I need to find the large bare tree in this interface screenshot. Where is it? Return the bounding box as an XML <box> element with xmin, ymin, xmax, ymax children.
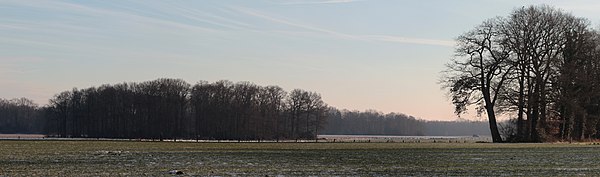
<box><xmin>443</xmin><ymin>5</ymin><xmax>600</xmax><ymax>142</ymax></box>
<box><xmin>443</xmin><ymin>18</ymin><xmax>513</xmax><ymax>143</ymax></box>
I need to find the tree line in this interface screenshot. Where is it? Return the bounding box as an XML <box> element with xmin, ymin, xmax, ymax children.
<box><xmin>424</xmin><ymin>120</ymin><xmax>490</xmax><ymax>136</ymax></box>
<box><xmin>42</xmin><ymin>78</ymin><xmax>329</xmax><ymax>140</ymax></box>
<box><xmin>322</xmin><ymin>109</ymin><xmax>425</xmax><ymax>135</ymax></box>
<box><xmin>321</xmin><ymin>109</ymin><xmax>490</xmax><ymax>136</ymax></box>
<box><xmin>443</xmin><ymin>5</ymin><xmax>600</xmax><ymax>142</ymax></box>
<box><xmin>1</xmin><ymin>80</ymin><xmax>493</xmax><ymax>138</ymax></box>
<box><xmin>0</xmin><ymin>98</ymin><xmax>45</xmax><ymax>134</ymax></box>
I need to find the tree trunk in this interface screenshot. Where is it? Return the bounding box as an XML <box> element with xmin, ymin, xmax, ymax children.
<box><xmin>538</xmin><ymin>83</ymin><xmax>548</xmax><ymax>138</ymax></box>
<box><xmin>517</xmin><ymin>66</ymin><xmax>526</xmax><ymax>140</ymax></box>
<box><xmin>530</xmin><ymin>80</ymin><xmax>541</xmax><ymax>142</ymax></box>
<box><xmin>482</xmin><ymin>86</ymin><xmax>502</xmax><ymax>143</ymax></box>
<box><xmin>485</xmin><ymin>104</ymin><xmax>503</xmax><ymax>143</ymax></box>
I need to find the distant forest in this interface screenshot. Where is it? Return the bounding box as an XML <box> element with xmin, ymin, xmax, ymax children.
<box><xmin>0</xmin><ymin>78</ymin><xmax>489</xmax><ymax>139</ymax></box>
<box><xmin>0</xmin><ymin>98</ymin><xmax>45</xmax><ymax>134</ymax></box>
<box><xmin>322</xmin><ymin>109</ymin><xmax>489</xmax><ymax>136</ymax></box>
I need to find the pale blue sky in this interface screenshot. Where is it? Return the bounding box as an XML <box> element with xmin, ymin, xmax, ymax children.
<box><xmin>1</xmin><ymin>0</ymin><xmax>600</xmax><ymax>120</ymax></box>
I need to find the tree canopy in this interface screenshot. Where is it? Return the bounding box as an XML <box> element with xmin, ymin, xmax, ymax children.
<box><xmin>443</xmin><ymin>5</ymin><xmax>600</xmax><ymax>142</ymax></box>
<box><xmin>44</xmin><ymin>78</ymin><xmax>328</xmax><ymax>140</ymax></box>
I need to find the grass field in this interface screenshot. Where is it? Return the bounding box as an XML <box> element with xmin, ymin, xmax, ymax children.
<box><xmin>2</xmin><ymin>141</ymin><xmax>600</xmax><ymax>176</ymax></box>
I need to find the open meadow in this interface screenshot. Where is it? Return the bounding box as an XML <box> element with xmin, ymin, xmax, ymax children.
<box><xmin>2</xmin><ymin>140</ymin><xmax>600</xmax><ymax>176</ymax></box>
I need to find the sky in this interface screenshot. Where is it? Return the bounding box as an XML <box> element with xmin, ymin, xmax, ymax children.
<box><xmin>1</xmin><ymin>0</ymin><xmax>600</xmax><ymax>121</ymax></box>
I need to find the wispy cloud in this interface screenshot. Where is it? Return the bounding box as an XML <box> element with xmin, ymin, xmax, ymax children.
<box><xmin>4</xmin><ymin>1</ymin><xmax>219</xmax><ymax>33</ymax></box>
<box><xmin>233</xmin><ymin>6</ymin><xmax>358</xmax><ymax>39</ymax></box>
<box><xmin>61</xmin><ymin>2</ymin><xmax>220</xmax><ymax>33</ymax></box>
<box><xmin>233</xmin><ymin>6</ymin><xmax>454</xmax><ymax>47</ymax></box>
<box><xmin>362</xmin><ymin>35</ymin><xmax>455</xmax><ymax>47</ymax></box>
<box><xmin>1</xmin><ymin>1</ymin><xmax>251</xmax><ymax>64</ymax></box>
<box><xmin>281</xmin><ymin>0</ymin><xmax>364</xmax><ymax>5</ymax></box>
<box><xmin>152</xmin><ymin>3</ymin><xmax>253</xmax><ymax>30</ymax></box>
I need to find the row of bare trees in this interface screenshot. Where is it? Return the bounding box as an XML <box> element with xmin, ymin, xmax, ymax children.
<box><xmin>322</xmin><ymin>109</ymin><xmax>425</xmax><ymax>135</ymax></box>
<box><xmin>45</xmin><ymin>78</ymin><xmax>328</xmax><ymax>140</ymax></box>
<box><xmin>0</xmin><ymin>98</ymin><xmax>44</xmax><ymax>134</ymax></box>
<box><xmin>443</xmin><ymin>5</ymin><xmax>600</xmax><ymax>142</ymax></box>
<box><xmin>189</xmin><ymin>80</ymin><xmax>327</xmax><ymax>140</ymax></box>
<box><xmin>2</xmin><ymin>92</ymin><xmax>492</xmax><ymax>137</ymax></box>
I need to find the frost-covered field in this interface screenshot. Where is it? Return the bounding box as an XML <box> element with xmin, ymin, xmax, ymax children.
<box><xmin>2</xmin><ymin>141</ymin><xmax>600</xmax><ymax>176</ymax></box>
<box><xmin>318</xmin><ymin>135</ymin><xmax>492</xmax><ymax>143</ymax></box>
